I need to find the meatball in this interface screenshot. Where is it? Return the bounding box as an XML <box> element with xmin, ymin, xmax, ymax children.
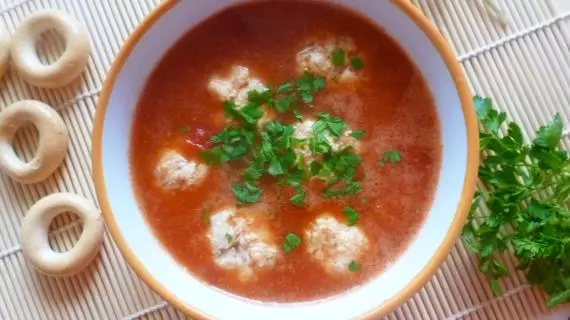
<box><xmin>208</xmin><ymin>207</ymin><xmax>280</xmax><ymax>280</ymax></box>
<box><xmin>154</xmin><ymin>150</ymin><xmax>208</xmax><ymax>190</ymax></box>
<box><xmin>296</xmin><ymin>37</ymin><xmax>359</xmax><ymax>81</ymax></box>
<box><xmin>305</xmin><ymin>214</ymin><xmax>368</xmax><ymax>273</ymax></box>
<box><xmin>208</xmin><ymin>65</ymin><xmax>268</xmax><ymax>106</ymax></box>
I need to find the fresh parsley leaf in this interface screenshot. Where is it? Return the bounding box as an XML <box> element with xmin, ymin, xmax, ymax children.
<box><xmin>547</xmin><ymin>289</ymin><xmax>570</xmax><ymax>308</ymax></box>
<box><xmin>200</xmin><ymin>126</ymin><xmax>253</xmax><ymax>164</ymax></box>
<box><xmin>473</xmin><ymin>95</ymin><xmax>492</xmax><ymax>120</ymax></box>
<box><xmin>315</xmin><ymin>112</ymin><xmax>347</xmax><ymax>137</ymax></box>
<box><xmin>268</xmin><ymin>157</ymin><xmax>285</xmax><ymax>176</ymax></box>
<box><xmin>296</xmin><ymin>72</ymin><xmax>326</xmax><ymax>105</ymax></box>
<box><xmin>275</xmin><ymin>95</ymin><xmax>295</xmax><ymax>113</ymax></box>
<box><xmin>290</xmin><ymin>189</ymin><xmax>306</xmax><ymax>207</ymax></box>
<box><xmin>283</xmin><ymin>175</ymin><xmax>302</xmax><ymax>188</ymax></box>
<box><xmin>331</xmin><ymin>48</ymin><xmax>346</xmax><ymax>66</ymax></box>
<box><xmin>231</xmin><ymin>181</ymin><xmax>262</xmax><ymax>205</ymax></box>
<box><xmin>474</xmin><ymin>96</ymin><xmax>507</xmax><ymax>134</ymax></box>
<box><xmin>384</xmin><ymin>150</ymin><xmax>401</xmax><ymax>164</ymax></box>
<box><xmin>247</xmin><ymin>89</ymin><xmax>273</xmax><ymax>105</ymax></box>
<box><xmin>379</xmin><ymin>150</ymin><xmax>401</xmax><ymax>166</ymax></box>
<box><xmin>293</xmin><ymin>110</ymin><xmax>303</xmax><ymax>120</ymax></box>
<box><xmin>225</xmin><ymin>233</ymin><xmax>233</xmax><ymax>243</ymax></box>
<box><xmin>350</xmin><ymin>130</ymin><xmax>365</xmax><ymax>140</ymax></box>
<box><xmin>239</xmin><ymin>103</ymin><xmax>264</xmax><ymax>125</ymax></box>
<box><xmin>313</xmin><ymin>77</ymin><xmax>326</xmax><ymax>90</ymax></box>
<box><xmin>348</xmin><ymin>260</ymin><xmax>361</xmax><ymax>272</ymax></box>
<box><xmin>323</xmin><ymin>181</ymin><xmax>362</xmax><ymax>198</ymax></box>
<box><xmin>343</xmin><ymin>207</ymin><xmax>359</xmax><ymax>226</ymax></box>
<box><xmin>277</xmin><ymin>82</ymin><xmax>293</xmax><ymax>94</ymax></box>
<box><xmin>533</xmin><ymin>114</ymin><xmax>563</xmax><ymax>149</ymax></box>
<box><xmin>283</xmin><ymin>233</ymin><xmax>301</xmax><ymax>253</ymax></box>
<box><xmin>243</xmin><ymin>162</ymin><xmax>263</xmax><ymax>181</ymax></box>
<box><xmin>350</xmin><ymin>57</ymin><xmax>364</xmax><ymax>70</ymax></box>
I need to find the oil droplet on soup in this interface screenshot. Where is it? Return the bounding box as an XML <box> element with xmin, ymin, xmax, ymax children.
<box><xmin>130</xmin><ymin>0</ymin><xmax>441</xmax><ymax>302</ymax></box>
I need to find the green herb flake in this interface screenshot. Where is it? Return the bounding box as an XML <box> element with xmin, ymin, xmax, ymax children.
<box><xmin>323</xmin><ymin>181</ymin><xmax>362</xmax><ymax>198</ymax></box>
<box><xmin>350</xmin><ymin>130</ymin><xmax>365</xmax><ymax>140</ymax></box>
<box><xmin>361</xmin><ymin>198</ymin><xmax>368</xmax><ymax>204</ymax></box>
<box><xmin>293</xmin><ymin>110</ymin><xmax>303</xmax><ymax>120</ymax></box>
<box><xmin>343</xmin><ymin>207</ymin><xmax>360</xmax><ymax>226</ymax></box>
<box><xmin>225</xmin><ymin>233</ymin><xmax>233</xmax><ymax>243</ymax></box>
<box><xmin>380</xmin><ymin>150</ymin><xmax>401</xmax><ymax>165</ymax></box>
<box><xmin>350</xmin><ymin>57</ymin><xmax>364</xmax><ymax>70</ymax></box>
<box><xmin>231</xmin><ymin>181</ymin><xmax>262</xmax><ymax>205</ymax></box>
<box><xmin>348</xmin><ymin>260</ymin><xmax>361</xmax><ymax>272</ymax></box>
<box><xmin>290</xmin><ymin>189</ymin><xmax>306</xmax><ymax>207</ymax></box>
<box><xmin>331</xmin><ymin>48</ymin><xmax>346</xmax><ymax>66</ymax></box>
<box><xmin>277</xmin><ymin>82</ymin><xmax>293</xmax><ymax>94</ymax></box>
<box><xmin>283</xmin><ymin>233</ymin><xmax>301</xmax><ymax>253</ymax></box>
<box><xmin>275</xmin><ymin>95</ymin><xmax>295</xmax><ymax>113</ymax></box>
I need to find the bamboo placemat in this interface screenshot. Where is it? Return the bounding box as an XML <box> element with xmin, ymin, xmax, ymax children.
<box><xmin>0</xmin><ymin>0</ymin><xmax>569</xmax><ymax>319</ymax></box>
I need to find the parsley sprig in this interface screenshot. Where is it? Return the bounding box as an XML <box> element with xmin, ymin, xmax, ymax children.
<box><xmin>462</xmin><ymin>96</ymin><xmax>570</xmax><ymax>308</ymax></box>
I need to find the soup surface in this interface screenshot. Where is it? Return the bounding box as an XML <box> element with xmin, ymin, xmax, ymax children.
<box><xmin>130</xmin><ymin>1</ymin><xmax>441</xmax><ymax>302</ymax></box>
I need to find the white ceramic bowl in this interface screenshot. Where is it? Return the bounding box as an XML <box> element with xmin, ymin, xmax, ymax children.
<box><xmin>92</xmin><ymin>1</ymin><xmax>478</xmax><ymax>319</ymax></box>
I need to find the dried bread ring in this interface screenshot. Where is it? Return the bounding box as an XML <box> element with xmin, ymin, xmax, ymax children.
<box><xmin>0</xmin><ymin>26</ymin><xmax>10</xmax><ymax>79</ymax></box>
<box><xmin>11</xmin><ymin>10</ymin><xmax>90</xmax><ymax>88</ymax></box>
<box><xmin>0</xmin><ymin>100</ymin><xmax>68</xmax><ymax>183</ymax></box>
<box><xmin>20</xmin><ymin>193</ymin><xmax>104</xmax><ymax>276</ymax></box>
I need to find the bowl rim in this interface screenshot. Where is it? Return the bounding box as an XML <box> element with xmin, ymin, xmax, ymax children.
<box><xmin>91</xmin><ymin>0</ymin><xmax>479</xmax><ymax>318</ymax></box>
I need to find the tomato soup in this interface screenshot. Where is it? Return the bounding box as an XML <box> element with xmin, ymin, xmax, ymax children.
<box><xmin>130</xmin><ymin>0</ymin><xmax>441</xmax><ymax>302</ymax></box>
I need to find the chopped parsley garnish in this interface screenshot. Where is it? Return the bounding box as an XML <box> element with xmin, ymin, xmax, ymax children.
<box><xmin>378</xmin><ymin>150</ymin><xmax>401</xmax><ymax>167</ymax></box>
<box><xmin>360</xmin><ymin>198</ymin><xmax>368</xmax><ymax>204</ymax></box>
<box><xmin>277</xmin><ymin>82</ymin><xmax>293</xmax><ymax>94</ymax></box>
<box><xmin>271</xmin><ymin>73</ymin><xmax>326</xmax><ymax>113</ymax></box>
<box><xmin>201</xmin><ymin>72</ymin><xmax>364</xmax><ymax>206</ymax></box>
<box><xmin>314</xmin><ymin>112</ymin><xmax>347</xmax><ymax>137</ymax></box>
<box><xmin>348</xmin><ymin>260</ymin><xmax>361</xmax><ymax>272</ymax></box>
<box><xmin>231</xmin><ymin>181</ymin><xmax>262</xmax><ymax>205</ymax></box>
<box><xmin>343</xmin><ymin>207</ymin><xmax>360</xmax><ymax>226</ymax></box>
<box><xmin>323</xmin><ymin>181</ymin><xmax>362</xmax><ymax>198</ymax></box>
<box><xmin>224</xmin><ymin>233</ymin><xmax>233</xmax><ymax>243</ymax></box>
<box><xmin>350</xmin><ymin>57</ymin><xmax>364</xmax><ymax>70</ymax></box>
<box><xmin>331</xmin><ymin>48</ymin><xmax>346</xmax><ymax>66</ymax></box>
<box><xmin>293</xmin><ymin>110</ymin><xmax>303</xmax><ymax>120</ymax></box>
<box><xmin>383</xmin><ymin>150</ymin><xmax>401</xmax><ymax>163</ymax></box>
<box><xmin>199</xmin><ymin>126</ymin><xmax>254</xmax><ymax>164</ymax></box>
<box><xmin>283</xmin><ymin>233</ymin><xmax>301</xmax><ymax>253</ymax></box>
<box><xmin>350</xmin><ymin>130</ymin><xmax>365</xmax><ymax>140</ymax></box>
<box><xmin>462</xmin><ymin>96</ymin><xmax>570</xmax><ymax>308</ymax></box>
<box><xmin>296</xmin><ymin>72</ymin><xmax>326</xmax><ymax>104</ymax></box>
<box><xmin>275</xmin><ymin>95</ymin><xmax>296</xmax><ymax>113</ymax></box>
<box><xmin>290</xmin><ymin>189</ymin><xmax>306</xmax><ymax>207</ymax></box>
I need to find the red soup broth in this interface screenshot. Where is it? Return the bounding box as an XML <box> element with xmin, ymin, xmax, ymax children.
<box><xmin>130</xmin><ymin>0</ymin><xmax>441</xmax><ymax>302</ymax></box>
